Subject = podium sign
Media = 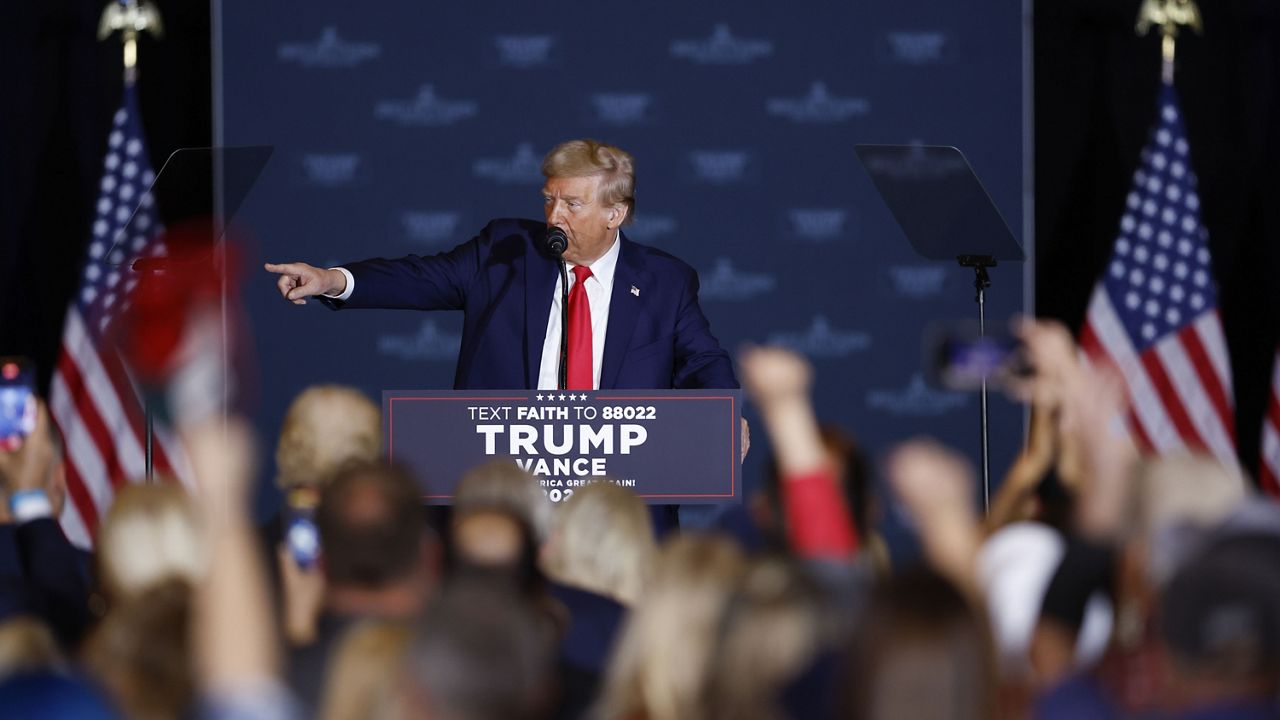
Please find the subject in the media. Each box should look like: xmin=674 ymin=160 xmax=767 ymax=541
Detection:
xmin=384 ymin=389 xmax=741 ymax=505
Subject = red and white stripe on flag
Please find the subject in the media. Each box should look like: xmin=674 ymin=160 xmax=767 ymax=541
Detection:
xmin=1261 ymin=346 xmax=1280 ymax=497
xmin=1080 ymin=290 xmax=1236 ymax=468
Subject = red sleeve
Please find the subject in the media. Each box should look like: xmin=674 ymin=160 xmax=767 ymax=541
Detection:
xmin=781 ymin=465 xmax=859 ymax=559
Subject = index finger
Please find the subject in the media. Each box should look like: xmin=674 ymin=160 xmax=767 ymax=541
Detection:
xmin=264 ymin=262 xmax=304 ymax=276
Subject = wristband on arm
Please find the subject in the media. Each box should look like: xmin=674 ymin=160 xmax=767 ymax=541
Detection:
xmin=10 ymin=489 xmax=53 ymax=523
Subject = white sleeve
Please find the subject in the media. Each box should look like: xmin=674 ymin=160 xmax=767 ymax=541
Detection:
xmin=325 ymin=267 xmax=355 ymax=301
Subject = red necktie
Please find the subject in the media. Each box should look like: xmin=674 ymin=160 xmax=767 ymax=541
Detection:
xmin=566 ymin=265 xmax=594 ymax=390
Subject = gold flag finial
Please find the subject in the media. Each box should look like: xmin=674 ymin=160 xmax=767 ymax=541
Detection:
xmin=97 ymin=0 xmax=165 ymax=86
xmin=1136 ymin=0 xmax=1203 ymax=84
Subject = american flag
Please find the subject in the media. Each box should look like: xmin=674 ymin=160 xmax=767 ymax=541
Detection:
xmin=1079 ymin=83 xmax=1237 ymax=468
xmin=49 ymin=86 xmax=190 ymax=548
xmin=1261 ymin=346 xmax=1280 ymax=496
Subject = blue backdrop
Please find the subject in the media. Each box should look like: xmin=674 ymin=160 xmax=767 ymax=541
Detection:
xmin=218 ymin=0 xmax=1027 ymax=553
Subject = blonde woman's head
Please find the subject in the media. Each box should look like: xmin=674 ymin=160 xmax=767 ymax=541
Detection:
xmin=276 ymin=384 xmax=381 ymax=490
xmin=596 ymin=534 xmax=746 ymax=720
xmin=98 ymin=484 xmax=205 ymax=600
xmin=543 ymin=481 xmax=654 ymax=605
xmin=702 ymin=556 xmax=825 ymax=720
xmin=320 ymin=619 xmax=414 ymax=720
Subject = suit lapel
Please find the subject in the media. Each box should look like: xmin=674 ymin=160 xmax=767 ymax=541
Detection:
xmin=600 ymin=236 xmax=648 ymax=389
xmin=525 ymin=235 xmax=562 ymax=388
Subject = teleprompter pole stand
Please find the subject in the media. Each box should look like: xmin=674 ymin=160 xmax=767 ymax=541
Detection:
xmin=959 ymin=254 xmax=996 ymax=512
xmin=854 ymin=143 xmax=1025 ymax=517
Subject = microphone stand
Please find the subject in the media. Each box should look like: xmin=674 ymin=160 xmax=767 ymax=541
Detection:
xmin=557 ymin=258 xmax=569 ymax=391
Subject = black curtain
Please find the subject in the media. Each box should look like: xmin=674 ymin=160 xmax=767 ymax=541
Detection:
xmin=0 ymin=0 xmax=211 ymax=392
xmin=1035 ymin=0 xmax=1280 ymax=476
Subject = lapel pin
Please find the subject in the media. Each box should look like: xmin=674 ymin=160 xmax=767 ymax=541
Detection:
xmin=630 ymin=285 xmax=640 ymax=297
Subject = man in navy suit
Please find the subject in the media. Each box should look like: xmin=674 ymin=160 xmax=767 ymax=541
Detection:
xmin=267 ymin=140 xmax=735 ymax=393
xmin=266 ymin=140 xmax=744 ymax=526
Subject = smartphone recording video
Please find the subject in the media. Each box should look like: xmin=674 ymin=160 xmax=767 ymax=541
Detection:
xmin=926 ymin=325 xmax=1031 ymax=392
xmin=0 ymin=357 xmax=37 ymax=451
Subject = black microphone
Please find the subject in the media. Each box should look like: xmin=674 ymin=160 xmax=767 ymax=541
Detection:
xmin=546 ymin=226 xmax=568 ymax=256
xmin=546 ymin=225 xmax=570 ymax=389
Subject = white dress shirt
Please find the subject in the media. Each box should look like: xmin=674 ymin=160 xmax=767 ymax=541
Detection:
xmin=536 ymin=234 xmax=619 ymax=390
xmin=328 ymin=232 xmax=620 ymax=391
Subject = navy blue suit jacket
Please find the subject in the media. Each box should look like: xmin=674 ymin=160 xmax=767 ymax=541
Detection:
xmin=328 ymin=218 xmax=738 ymax=391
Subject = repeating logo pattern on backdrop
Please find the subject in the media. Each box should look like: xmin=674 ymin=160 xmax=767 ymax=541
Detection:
xmin=299 ymin=153 xmax=365 ymax=187
xmin=886 ymin=265 xmax=947 ymax=299
xmin=768 ymin=316 xmax=872 ymax=358
xmin=278 ymin=27 xmax=381 ymax=68
xmin=473 ymin=144 xmax=544 ymax=184
xmin=867 ymin=374 xmax=968 ymax=417
xmin=787 ymin=209 xmax=849 ymax=243
xmin=688 ymin=150 xmax=752 ymax=184
xmin=225 ymin=3 xmax=1024 ymax=514
xmin=879 ymin=31 xmax=952 ymax=65
xmin=375 ymin=86 xmax=478 ymax=127
xmin=670 ymin=24 xmax=773 ymax=65
xmin=767 ymin=82 xmax=870 ymax=123
xmin=494 ymin=35 xmax=555 ymax=67
xmin=699 ymin=259 xmax=777 ymax=302
xmin=625 ymin=215 xmax=678 ymax=243
xmin=377 ymin=320 xmax=463 ymax=362
xmin=590 ymin=93 xmax=654 ymax=126
xmin=400 ymin=211 xmax=463 ymax=247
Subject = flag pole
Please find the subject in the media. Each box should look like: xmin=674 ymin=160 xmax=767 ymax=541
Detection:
xmin=99 ymin=0 xmax=164 ymax=481
xmin=98 ymin=0 xmax=165 ymax=88
xmin=1135 ymin=0 xmax=1203 ymax=84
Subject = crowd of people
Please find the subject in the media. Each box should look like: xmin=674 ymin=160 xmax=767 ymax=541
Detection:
xmin=0 ymin=319 xmax=1277 ymax=719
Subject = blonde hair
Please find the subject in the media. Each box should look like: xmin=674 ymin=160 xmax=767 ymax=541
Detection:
xmin=82 ymin=578 xmax=196 ymax=720
xmin=595 ymin=535 xmax=746 ymax=720
xmin=320 ymin=619 xmax=413 ymax=720
xmin=1129 ymin=452 xmax=1248 ymax=586
xmin=543 ymin=481 xmax=654 ymax=605
xmin=702 ymin=556 xmax=825 ymax=720
xmin=276 ymin=385 xmax=381 ymax=490
xmin=0 ymin=617 xmax=64 ymax=680
xmin=98 ymin=484 xmax=205 ymax=600
xmin=454 ymin=459 xmax=553 ymax=544
xmin=542 ymin=139 xmax=636 ymax=224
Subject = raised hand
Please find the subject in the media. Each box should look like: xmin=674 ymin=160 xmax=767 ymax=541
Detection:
xmin=263 ymin=262 xmax=345 ymax=305
xmin=0 ymin=398 xmax=55 ymax=496
xmin=887 ymin=439 xmax=981 ymax=594
xmin=739 ymin=346 xmax=822 ymax=472
xmin=739 ymin=344 xmax=812 ymax=406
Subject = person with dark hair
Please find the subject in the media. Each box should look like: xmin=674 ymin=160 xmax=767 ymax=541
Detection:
xmin=721 ymin=423 xmax=886 ymax=569
xmin=1159 ymin=535 xmax=1280 ymax=719
xmin=702 ymin=555 xmax=828 ymax=720
xmin=287 ymin=461 xmax=436 ymax=718
xmin=842 ymin=570 xmax=999 ymax=720
xmin=453 ymin=464 xmax=641 ymax=720
xmin=445 ymin=504 xmax=546 ymax=600
xmin=403 ymin=581 xmax=557 ymax=720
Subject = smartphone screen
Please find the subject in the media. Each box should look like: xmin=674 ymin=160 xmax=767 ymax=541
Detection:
xmin=286 ymin=509 xmax=321 ymax=569
xmin=0 ymin=358 xmax=36 ymax=451
xmin=928 ymin=330 xmax=1029 ymax=391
